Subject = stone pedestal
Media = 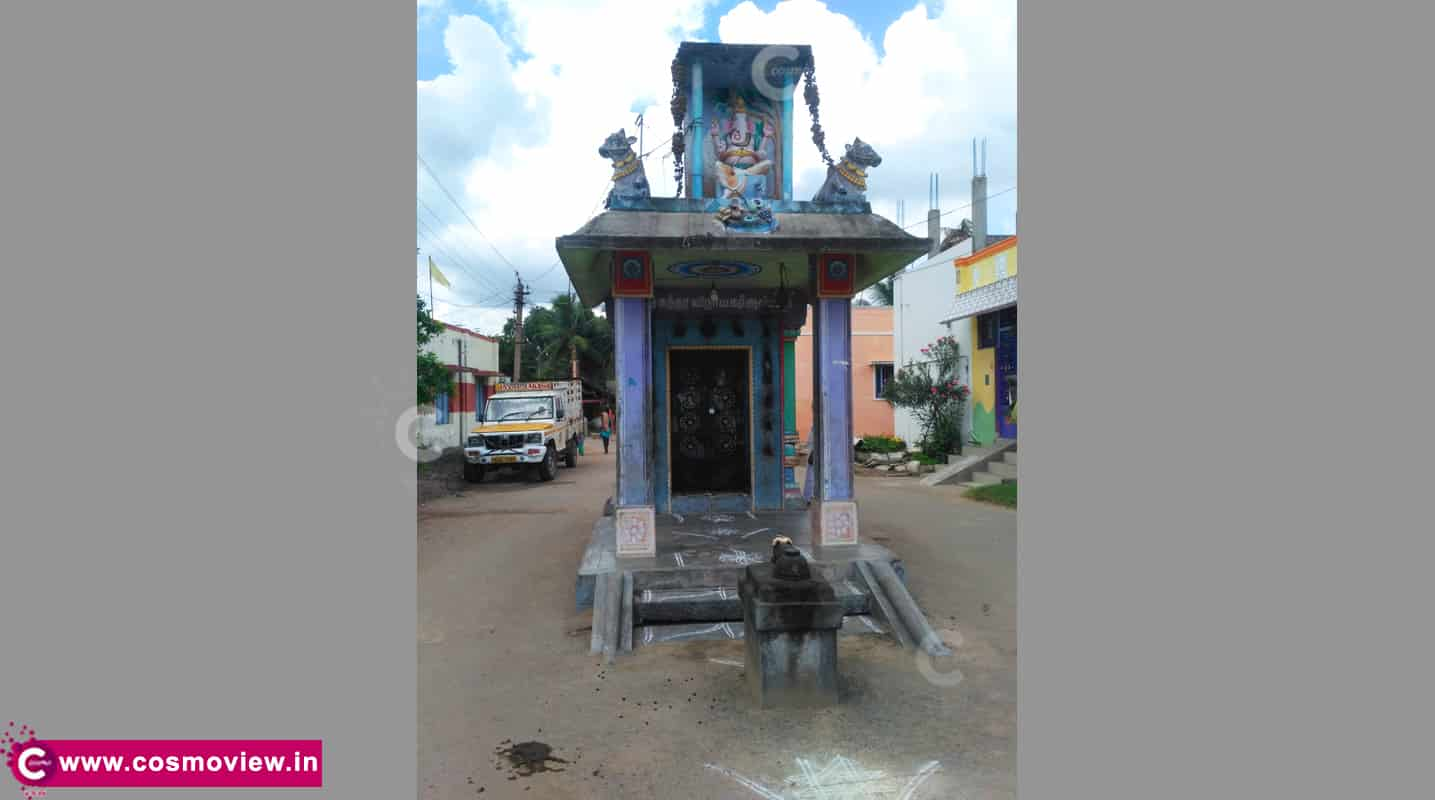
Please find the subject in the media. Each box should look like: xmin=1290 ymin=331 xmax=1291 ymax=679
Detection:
xmin=737 ymin=544 xmax=843 ymax=708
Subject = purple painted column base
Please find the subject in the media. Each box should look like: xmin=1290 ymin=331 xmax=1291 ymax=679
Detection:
xmin=613 ymin=296 xmax=656 ymax=558
xmin=811 ymin=297 xmax=856 ymax=548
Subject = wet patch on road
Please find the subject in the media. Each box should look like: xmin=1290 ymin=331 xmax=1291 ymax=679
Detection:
xmin=493 ymin=739 xmax=568 ymax=777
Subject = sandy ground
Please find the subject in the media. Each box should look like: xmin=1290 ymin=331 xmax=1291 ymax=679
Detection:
xmin=418 ymin=446 xmax=1015 ymax=799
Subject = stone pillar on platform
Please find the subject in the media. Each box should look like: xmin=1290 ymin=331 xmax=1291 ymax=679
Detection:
xmin=809 ymin=255 xmax=859 ymax=547
xmin=612 ymin=253 xmax=656 ymax=558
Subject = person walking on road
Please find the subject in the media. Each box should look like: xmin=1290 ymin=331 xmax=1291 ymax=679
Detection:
xmin=598 ymin=406 xmax=612 ymax=454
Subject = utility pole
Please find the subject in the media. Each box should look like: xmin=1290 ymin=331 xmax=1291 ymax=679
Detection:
xmin=928 ymin=172 xmax=942 ymax=257
xmin=569 ymin=281 xmax=579 ymax=381
xmin=972 ymin=138 xmax=988 ymax=252
xmin=456 ymin=337 xmax=465 ymax=441
xmin=512 ymin=272 xmax=528 ymax=381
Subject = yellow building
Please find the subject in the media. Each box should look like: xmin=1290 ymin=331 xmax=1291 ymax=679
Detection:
xmin=944 ymin=237 xmax=1017 ymax=445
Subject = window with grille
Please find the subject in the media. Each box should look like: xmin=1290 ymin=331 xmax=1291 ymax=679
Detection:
xmin=874 ymin=364 xmax=895 ymax=399
xmin=435 ymin=392 xmax=450 ymax=425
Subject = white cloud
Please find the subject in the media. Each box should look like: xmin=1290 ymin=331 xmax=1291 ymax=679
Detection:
xmin=416 ymin=0 xmax=1015 ymax=334
xmin=719 ymin=0 xmax=1017 ymax=229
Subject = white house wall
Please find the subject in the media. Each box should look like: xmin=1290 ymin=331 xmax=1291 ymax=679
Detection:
xmin=891 ymin=241 xmax=972 ymax=448
xmin=417 ymin=326 xmax=501 ymax=454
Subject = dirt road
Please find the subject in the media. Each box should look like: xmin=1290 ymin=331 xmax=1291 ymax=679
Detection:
xmin=419 ymin=448 xmax=1015 ymax=799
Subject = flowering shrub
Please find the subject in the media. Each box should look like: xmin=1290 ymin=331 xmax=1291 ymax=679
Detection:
xmin=858 ymin=434 xmax=907 ymax=454
xmin=881 ymin=336 xmax=969 ymax=458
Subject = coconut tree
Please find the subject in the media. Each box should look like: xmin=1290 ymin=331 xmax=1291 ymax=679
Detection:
xmin=866 ymin=276 xmax=895 ymax=306
xmin=537 ymin=293 xmax=612 ymax=384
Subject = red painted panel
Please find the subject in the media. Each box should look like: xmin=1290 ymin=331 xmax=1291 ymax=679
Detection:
xmin=613 ymin=250 xmax=653 ymax=297
xmin=816 ymin=252 xmax=856 ymax=297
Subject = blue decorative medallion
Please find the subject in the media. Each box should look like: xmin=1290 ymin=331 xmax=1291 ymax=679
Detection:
xmin=667 ymin=261 xmax=763 ymax=279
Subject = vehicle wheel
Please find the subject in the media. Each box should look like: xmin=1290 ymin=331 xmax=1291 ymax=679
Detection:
xmin=463 ymin=462 xmax=485 ymax=483
xmin=563 ymin=438 xmax=578 ymax=468
xmin=537 ymin=444 xmax=558 ymax=482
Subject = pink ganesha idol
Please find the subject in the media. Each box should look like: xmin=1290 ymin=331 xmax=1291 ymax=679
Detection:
xmin=711 ymin=93 xmax=775 ymax=199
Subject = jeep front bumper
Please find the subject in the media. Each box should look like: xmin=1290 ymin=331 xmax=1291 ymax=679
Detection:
xmin=464 ymin=447 xmax=547 ymax=465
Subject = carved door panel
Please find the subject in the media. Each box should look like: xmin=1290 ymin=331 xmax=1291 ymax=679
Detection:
xmin=670 ymin=349 xmax=750 ymax=493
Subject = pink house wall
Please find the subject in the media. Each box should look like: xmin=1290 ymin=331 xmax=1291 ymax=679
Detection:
xmin=794 ymin=305 xmax=895 ymax=441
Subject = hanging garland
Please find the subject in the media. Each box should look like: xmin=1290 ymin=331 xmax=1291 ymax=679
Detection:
xmin=670 ymin=58 xmax=689 ymax=197
xmin=802 ymin=60 xmax=835 ymax=168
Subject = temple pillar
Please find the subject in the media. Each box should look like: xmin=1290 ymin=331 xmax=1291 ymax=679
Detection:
xmin=781 ymin=329 xmax=801 ymax=504
xmin=689 ymin=62 xmax=704 ymax=199
xmin=613 ymin=295 xmax=655 ymax=557
xmin=781 ymin=75 xmax=794 ymax=200
xmin=809 ymin=296 xmax=858 ymax=547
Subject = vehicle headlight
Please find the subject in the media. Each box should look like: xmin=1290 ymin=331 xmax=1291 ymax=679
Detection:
xmin=525 ymin=433 xmax=543 ymax=444
xmin=467 ymin=436 xmax=482 ymax=448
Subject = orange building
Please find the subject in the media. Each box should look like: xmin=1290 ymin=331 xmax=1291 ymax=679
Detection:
xmin=794 ymin=305 xmax=895 ymax=441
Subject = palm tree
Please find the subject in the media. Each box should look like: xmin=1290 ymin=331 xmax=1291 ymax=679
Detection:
xmin=866 ymin=276 xmax=895 ymax=306
xmin=539 ymin=293 xmax=612 ymax=383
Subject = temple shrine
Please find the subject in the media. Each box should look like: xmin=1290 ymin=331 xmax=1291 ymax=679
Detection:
xmin=557 ymin=43 xmax=947 ymax=658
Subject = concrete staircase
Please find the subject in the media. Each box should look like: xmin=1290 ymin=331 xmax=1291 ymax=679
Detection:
xmin=590 ymin=561 xmax=952 ymax=659
xmin=622 ymin=570 xmax=889 ymax=651
xmin=921 ymin=438 xmax=1017 ymax=488
xmin=961 ymin=447 xmax=1017 ymax=489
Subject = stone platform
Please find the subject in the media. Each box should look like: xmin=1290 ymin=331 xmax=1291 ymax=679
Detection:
xmin=577 ymin=506 xmax=950 ymax=662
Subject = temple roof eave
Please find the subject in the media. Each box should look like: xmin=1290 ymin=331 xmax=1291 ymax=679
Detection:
xmin=555 ymin=211 xmax=929 ymax=307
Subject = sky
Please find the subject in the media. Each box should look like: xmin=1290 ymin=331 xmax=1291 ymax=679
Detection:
xmin=416 ymin=0 xmax=1017 ymax=335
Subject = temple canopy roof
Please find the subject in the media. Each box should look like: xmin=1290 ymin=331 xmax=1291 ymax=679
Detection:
xmin=555 ymin=202 xmax=928 ymax=308
xmin=558 ymin=41 xmax=928 ymax=308
xmin=674 ymin=42 xmax=813 ymax=89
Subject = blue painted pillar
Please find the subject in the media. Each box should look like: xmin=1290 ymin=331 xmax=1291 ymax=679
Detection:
xmin=614 ymin=297 xmax=655 ymax=557
xmin=690 ymin=62 xmax=704 ymax=200
xmin=781 ymin=75 xmax=794 ymax=200
xmin=810 ymin=297 xmax=859 ymax=547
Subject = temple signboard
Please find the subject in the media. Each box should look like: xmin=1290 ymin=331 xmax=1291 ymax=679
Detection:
xmin=652 ymin=289 xmax=809 ymax=328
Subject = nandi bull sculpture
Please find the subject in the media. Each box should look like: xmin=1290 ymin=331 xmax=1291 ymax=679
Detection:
xmin=601 ymin=129 xmax=649 ymax=209
xmin=811 ymin=137 xmax=882 ymax=204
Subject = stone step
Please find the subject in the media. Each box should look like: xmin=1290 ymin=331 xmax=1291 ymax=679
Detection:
xmin=987 ymin=460 xmax=1018 ymax=479
xmin=970 ymin=471 xmax=1004 ymax=485
xmin=633 ymin=615 xmax=888 ymax=648
xmin=634 ymin=579 xmax=870 ymax=624
xmin=1003 ymin=450 xmax=1018 ymax=465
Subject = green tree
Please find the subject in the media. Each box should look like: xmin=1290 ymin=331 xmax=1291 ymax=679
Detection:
xmin=866 ymin=276 xmax=894 ymax=306
xmin=881 ymin=335 xmax=969 ymax=458
xmin=417 ymin=295 xmax=452 ymax=406
xmin=538 ymin=294 xmax=613 ymax=381
xmin=497 ymin=293 xmax=614 ymax=387
xmin=498 ymin=313 xmax=542 ymax=382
